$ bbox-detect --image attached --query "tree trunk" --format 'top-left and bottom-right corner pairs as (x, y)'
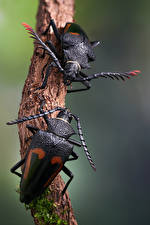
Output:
(18, 0), (78, 224)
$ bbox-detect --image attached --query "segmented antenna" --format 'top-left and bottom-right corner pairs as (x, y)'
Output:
(22, 23), (64, 72)
(82, 70), (141, 81)
(72, 114), (96, 171)
(7, 107), (65, 125)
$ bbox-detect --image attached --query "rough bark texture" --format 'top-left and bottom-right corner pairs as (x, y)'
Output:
(18, 0), (78, 224)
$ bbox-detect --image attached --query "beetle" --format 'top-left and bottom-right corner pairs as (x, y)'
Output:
(7, 106), (95, 204)
(22, 19), (140, 93)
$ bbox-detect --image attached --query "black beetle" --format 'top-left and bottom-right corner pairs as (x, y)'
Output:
(22, 19), (140, 93)
(7, 106), (95, 204)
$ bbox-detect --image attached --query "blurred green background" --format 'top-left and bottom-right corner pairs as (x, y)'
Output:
(1, 0), (150, 224)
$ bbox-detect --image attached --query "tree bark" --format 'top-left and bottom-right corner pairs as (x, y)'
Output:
(18, 0), (78, 224)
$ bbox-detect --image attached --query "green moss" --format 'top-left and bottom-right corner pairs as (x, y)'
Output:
(25, 188), (68, 225)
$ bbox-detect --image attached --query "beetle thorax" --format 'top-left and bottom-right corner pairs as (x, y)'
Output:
(46, 118), (76, 139)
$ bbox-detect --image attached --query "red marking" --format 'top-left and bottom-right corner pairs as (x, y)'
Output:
(134, 70), (140, 73)
(64, 23), (71, 33)
(32, 148), (46, 159)
(69, 32), (80, 35)
(130, 72), (136, 76)
(23, 151), (32, 180)
(129, 70), (141, 76)
(43, 156), (63, 187)
(51, 156), (63, 165)
(23, 148), (45, 179)
(22, 22), (34, 34)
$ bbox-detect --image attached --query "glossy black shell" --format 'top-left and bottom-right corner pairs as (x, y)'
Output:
(20, 130), (74, 204)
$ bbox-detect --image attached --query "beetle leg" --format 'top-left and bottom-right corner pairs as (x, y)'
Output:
(46, 40), (60, 58)
(79, 71), (88, 78)
(39, 64), (52, 89)
(40, 40), (60, 59)
(25, 135), (33, 143)
(25, 125), (39, 143)
(68, 138), (81, 147)
(42, 19), (61, 42)
(67, 71), (91, 93)
(26, 125), (39, 134)
(50, 19), (61, 41)
(67, 151), (79, 161)
(41, 63), (48, 79)
(10, 158), (25, 177)
(62, 166), (74, 195)
(39, 100), (50, 126)
(38, 62), (57, 89)
(67, 80), (91, 93)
